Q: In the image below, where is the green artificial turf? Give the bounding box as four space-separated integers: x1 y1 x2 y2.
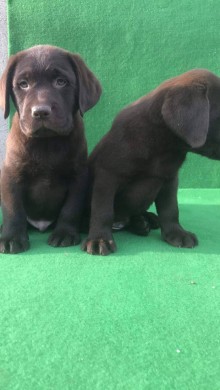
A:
2 0 220 388
0 190 220 389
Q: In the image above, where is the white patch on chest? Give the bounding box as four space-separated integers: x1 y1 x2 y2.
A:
27 217 54 232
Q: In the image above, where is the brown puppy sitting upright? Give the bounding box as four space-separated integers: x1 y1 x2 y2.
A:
83 69 220 255
0 45 101 254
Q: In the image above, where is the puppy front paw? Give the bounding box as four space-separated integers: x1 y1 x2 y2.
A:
0 235 30 254
81 238 117 255
162 227 198 248
48 230 81 247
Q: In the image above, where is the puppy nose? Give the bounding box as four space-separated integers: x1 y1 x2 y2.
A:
31 105 52 119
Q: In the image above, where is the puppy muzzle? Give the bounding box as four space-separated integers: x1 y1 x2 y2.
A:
20 107 73 137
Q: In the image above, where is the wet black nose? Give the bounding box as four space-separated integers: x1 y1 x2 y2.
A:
31 105 52 119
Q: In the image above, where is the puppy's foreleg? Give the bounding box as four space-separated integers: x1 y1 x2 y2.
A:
155 176 198 248
48 168 88 247
0 166 29 254
82 169 118 255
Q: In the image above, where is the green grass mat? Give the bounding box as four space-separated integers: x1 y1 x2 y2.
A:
0 190 220 389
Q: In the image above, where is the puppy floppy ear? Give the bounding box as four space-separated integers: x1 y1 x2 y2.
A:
0 54 18 119
69 54 102 116
162 84 209 148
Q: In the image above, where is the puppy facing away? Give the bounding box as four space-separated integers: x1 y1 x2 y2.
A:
0 45 101 254
82 69 220 255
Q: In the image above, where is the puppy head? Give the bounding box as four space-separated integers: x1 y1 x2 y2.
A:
161 73 210 148
0 45 102 137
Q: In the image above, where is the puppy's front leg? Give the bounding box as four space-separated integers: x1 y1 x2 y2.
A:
82 169 118 255
155 176 198 248
0 167 29 254
48 168 88 247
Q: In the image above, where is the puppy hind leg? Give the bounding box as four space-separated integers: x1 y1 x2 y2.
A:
114 177 161 236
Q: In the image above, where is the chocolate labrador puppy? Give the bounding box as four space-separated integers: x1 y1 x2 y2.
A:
82 69 220 255
0 44 101 253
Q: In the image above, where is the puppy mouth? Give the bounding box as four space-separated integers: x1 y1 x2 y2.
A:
32 127 60 137
20 120 73 138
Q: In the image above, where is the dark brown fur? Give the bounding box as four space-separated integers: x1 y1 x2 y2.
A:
0 45 101 253
82 69 220 255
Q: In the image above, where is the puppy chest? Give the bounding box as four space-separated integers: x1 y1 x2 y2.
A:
23 176 68 221
24 138 77 174
24 176 68 204
24 151 76 180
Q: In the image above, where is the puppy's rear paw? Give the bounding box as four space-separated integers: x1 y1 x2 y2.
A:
144 211 160 230
81 238 117 255
163 228 198 248
129 215 151 236
0 236 30 254
129 212 160 236
48 230 81 247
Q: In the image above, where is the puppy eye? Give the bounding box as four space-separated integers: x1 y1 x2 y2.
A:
18 80 29 89
55 77 67 87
